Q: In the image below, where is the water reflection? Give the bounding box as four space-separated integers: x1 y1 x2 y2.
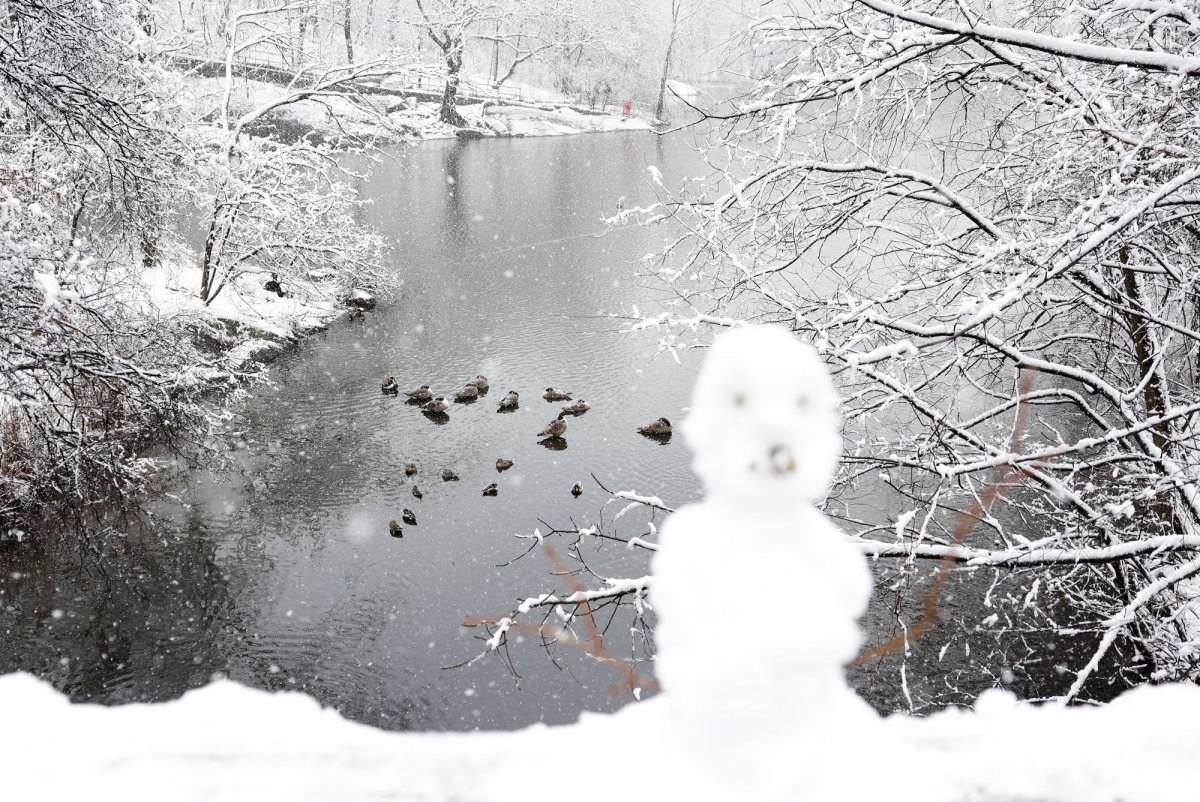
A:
0 523 234 706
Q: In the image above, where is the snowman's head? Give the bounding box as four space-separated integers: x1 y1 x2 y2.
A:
684 326 840 507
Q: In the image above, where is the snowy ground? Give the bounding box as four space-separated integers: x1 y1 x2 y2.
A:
3 326 1199 801
133 243 366 367
4 673 1198 802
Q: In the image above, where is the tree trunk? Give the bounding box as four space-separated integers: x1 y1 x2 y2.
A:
218 0 232 49
200 199 224 304
1119 248 1169 451
655 0 681 122
440 47 466 126
297 12 308 67
490 20 500 87
440 72 465 126
342 0 354 64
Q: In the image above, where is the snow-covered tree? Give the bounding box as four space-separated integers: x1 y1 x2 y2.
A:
0 0 389 534
196 2 391 306
196 135 385 306
0 0 226 529
407 0 613 124
626 0 1200 698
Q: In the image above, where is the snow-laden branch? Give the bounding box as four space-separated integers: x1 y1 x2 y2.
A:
855 534 1200 567
859 0 1200 73
1064 553 1200 702
632 0 1200 695
517 576 651 612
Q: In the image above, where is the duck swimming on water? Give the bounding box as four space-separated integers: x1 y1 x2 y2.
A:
638 417 672 437
562 399 590 415
471 375 490 392
402 509 417 526
453 384 480 402
422 397 450 413
496 458 513 472
538 413 568 438
543 387 573 402
382 377 399 395
497 391 519 411
405 384 433 402
482 483 498 497
388 520 403 538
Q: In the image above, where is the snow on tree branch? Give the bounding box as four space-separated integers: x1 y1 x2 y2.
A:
632 0 1200 697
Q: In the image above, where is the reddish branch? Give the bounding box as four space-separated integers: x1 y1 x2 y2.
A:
850 368 1040 667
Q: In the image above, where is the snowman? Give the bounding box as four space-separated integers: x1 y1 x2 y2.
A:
650 325 879 800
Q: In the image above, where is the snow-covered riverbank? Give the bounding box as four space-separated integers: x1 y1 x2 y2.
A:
163 73 648 362
136 243 375 368
187 73 652 146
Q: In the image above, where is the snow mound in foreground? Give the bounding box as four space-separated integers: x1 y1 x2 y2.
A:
3 325 1200 801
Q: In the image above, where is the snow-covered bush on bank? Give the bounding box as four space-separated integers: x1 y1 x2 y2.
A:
634 0 1200 701
0 0 218 530
0 190 226 531
0 0 388 534
195 135 386 307
3 325 1199 802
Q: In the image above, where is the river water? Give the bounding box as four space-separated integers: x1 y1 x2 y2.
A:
0 130 1091 732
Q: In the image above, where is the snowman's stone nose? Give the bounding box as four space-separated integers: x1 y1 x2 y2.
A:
768 444 796 475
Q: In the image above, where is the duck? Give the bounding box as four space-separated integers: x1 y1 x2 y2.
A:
388 519 403 538
562 399 590 415
482 483 498 497
638 417 672 436
412 485 423 499
405 384 433 402
471 375 490 392
422 397 450 413
543 387 573 402
348 308 364 323
538 413 568 438
404 463 417 476
495 458 513 472
382 377 399 395
453 384 480 402
402 509 417 526
497 391 519 411
442 469 459 482
571 481 583 498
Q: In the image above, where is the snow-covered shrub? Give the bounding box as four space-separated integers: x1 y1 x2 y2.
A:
197 135 386 307
0 0 385 532
0 188 228 530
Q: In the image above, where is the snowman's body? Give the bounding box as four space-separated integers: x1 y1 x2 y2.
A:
648 326 877 800
654 501 872 710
